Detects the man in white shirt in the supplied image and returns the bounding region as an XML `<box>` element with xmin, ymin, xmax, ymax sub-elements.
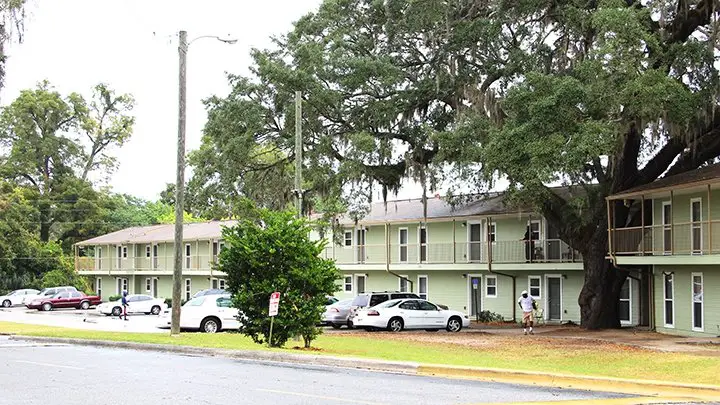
<box><xmin>517</xmin><ymin>290</ymin><xmax>537</xmax><ymax>335</ymax></box>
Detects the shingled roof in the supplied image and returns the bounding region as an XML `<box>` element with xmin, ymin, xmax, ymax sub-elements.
<box><xmin>75</xmin><ymin>220</ymin><xmax>237</xmax><ymax>246</ymax></box>
<box><xmin>608</xmin><ymin>163</ymin><xmax>720</xmax><ymax>200</ymax></box>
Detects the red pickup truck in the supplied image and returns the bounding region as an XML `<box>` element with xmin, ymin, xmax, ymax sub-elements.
<box><xmin>26</xmin><ymin>290</ymin><xmax>102</xmax><ymax>311</ymax></box>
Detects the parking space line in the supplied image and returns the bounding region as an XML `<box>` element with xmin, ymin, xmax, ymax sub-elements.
<box><xmin>462</xmin><ymin>396</ymin><xmax>699</xmax><ymax>405</ymax></box>
<box><xmin>255</xmin><ymin>388</ymin><xmax>386</xmax><ymax>404</ymax></box>
<box><xmin>14</xmin><ymin>360</ymin><xmax>84</xmax><ymax>370</ymax></box>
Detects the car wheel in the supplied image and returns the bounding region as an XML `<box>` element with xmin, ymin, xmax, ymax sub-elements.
<box><xmin>387</xmin><ymin>317</ymin><xmax>404</xmax><ymax>332</ymax></box>
<box><xmin>111</xmin><ymin>306</ymin><xmax>122</xmax><ymax>316</ymax></box>
<box><xmin>201</xmin><ymin>317</ymin><xmax>220</xmax><ymax>333</ymax></box>
<box><xmin>346</xmin><ymin>320</ymin><xmax>354</xmax><ymax>329</ymax></box>
<box><xmin>425</xmin><ymin>329</ymin><xmax>440</xmax><ymax>332</ymax></box>
<box><xmin>79</xmin><ymin>301</ymin><xmax>90</xmax><ymax>310</ymax></box>
<box><xmin>42</xmin><ymin>303</ymin><xmax>52</xmax><ymax>312</ymax></box>
<box><xmin>150</xmin><ymin>305</ymin><xmax>161</xmax><ymax>315</ymax></box>
<box><xmin>331</xmin><ymin>323</ymin><xmax>342</xmax><ymax>329</ymax></box>
<box><xmin>446</xmin><ymin>316</ymin><xmax>462</xmax><ymax>332</ymax></box>
<box><xmin>1</xmin><ymin>300</ymin><xmax>11</xmax><ymax>308</ymax></box>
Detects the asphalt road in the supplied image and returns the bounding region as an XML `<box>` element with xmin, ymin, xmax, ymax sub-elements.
<box><xmin>0</xmin><ymin>336</ymin><xmax>638</xmax><ymax>405</ymax></box>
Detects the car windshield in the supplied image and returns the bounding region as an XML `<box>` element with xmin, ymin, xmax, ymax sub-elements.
<box><xmin>8</xmin><ymin>290</ymin><xmax>19</xmax><ymax>296</ymax></box>
<box><xmin>334</xmin><ymin>299</ymin><xmax>353</xmax><ymax>308</ymax></box>
<box><xmin>325</xmin><ymin>296</ymin><xmax>339</xmax><ymax>305</ymax></box>
<box><xmin>184</xmin><ymin>296</ymin><xmax>206</xmax><ymax>307</ymax></box>
<box><xmin>375</xmin><ymin>299</ymin><xmax>402</xmax><ymax>309</ymax></box>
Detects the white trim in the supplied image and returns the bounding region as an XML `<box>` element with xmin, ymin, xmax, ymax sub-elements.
<box><xmin>619</xmin><ymin>278</ymin><xmax>632</xmax><ymax>325</ymax></box>
<box><xmin>544</xmin><ymin>274</ymin><xmax>563</xmax><ymax>321</ymax></box>
<box><xmin>398</xmin><ymin>274</ymin><xmax>410</xmax><ymax>293</ymax></box>
<box><xmin>95</xmin><ymin>277</ymin><xmax>102</xmax><ymax>298</ymax></box>
<box><xmin>354</xmin><ymin>274</ymin><xmax>367</xmax><ymax>295</ymax></box>
<box><xmin>663</xmin><ymin>273</ymin><xmax>675</xmax><ymax>328</ymax></box>
<box><xmin>218</xmin><ymin>279</ymin><xmax>226</xmax><ymax>290</ymax></box>
<box><xmin>95</xmin><ymin>247</ymin><xmax>102</xmax><ymax>270</ymax></box>
<box><xmin>487</xmin><ymin>221</ymin><xmax>497</xmax><ymax>244</ymax></box>
<box><xmin>115</xmin><ymin>277</ymin><xmax>128</xmax><ymax>295</ymax></box>
<box><xmin>343</xmin><ymin>230</ymin><xmax>353</xmax><ymax>249</ymax></box>
<box><xmin>466</xmin><ymin>274</ymin><xmax>483</xmax><ymax>316</ymax></box>
<box><xmin>691</xmin><ymin>272</ymin><xmax>704</xmax><ymax>332</ymax></box>
<box><xmin>417</xmin><ymin>275</ymin><xmax>429</xmax><ymax>300</ymax></box>
<box><xmin>528</xmin><ymin>276</ymin><xmax>542</xmax><ymax>299</ymax></box>
<box><xmin>662</xmin><ymin>201</ymin><xmax>672</xmax><ymax>254</ymax></box>
<box><xmin>485</xmin><ymin>275</ymin><xmax>497</xmax><ymax>298</ymax></box>
<box><xmin>145</xmin><ymin>277</ymin><xmax>152</xmax><ymax>294</ymax></box>
<box><xmin>184</xmin><ymin>244</ymin><xmax>191</xmax><ymax>269</ymax></box>
<box><xmin>690</xmin><ymin>198</ymin><xmax>703</xmax><ymax>254</ymax></box>
<box><xmin>145</xmin><ymin>245</ymin><xmax>151</xmax><ymax>258</ymax></box>
<box><xmin>355</xmin><ymin>228</ymin><xmax>366</xmax><ymax>264</ymax></box>
<box><xmin>529</xmin><ymin>219</ymin><xmax>543</xmax><ymax>240</ymax></box>
<box><xmin>152</xmin><ymin>244</ymin><xmax>159</xmax><ymax>269</ymax></box>
<box><xmin>466</xmin><ymin>220</ymin><xmax>483</xmax><ymax>263</ymax></box>
<box><xmin>343</xmin><ymin>274</ymin><xmax>353</xmax><ymax>294</ymax></box>
<box><xmin>398</xmin><ymin>227</ymin><xmax>409</xmax><ymax>263</ymax></box>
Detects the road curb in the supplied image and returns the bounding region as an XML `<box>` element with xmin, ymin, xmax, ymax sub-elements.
<box><xmin>10</xmin><ymin>335</ymin><xmax>720</xmax><ymax>400</ymax></box>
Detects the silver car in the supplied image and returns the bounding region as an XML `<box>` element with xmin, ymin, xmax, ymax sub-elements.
<box><xmin>322</xmin><ymin>298</ymin><xmax>353</xmax><ymax>329</ymax></box>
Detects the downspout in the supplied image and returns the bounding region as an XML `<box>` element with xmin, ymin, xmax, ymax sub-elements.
<box><xmin>486</xmin><ymin>216</ymin><xmax>516</xmax><ymax>322</ymax></box>
<box><xmin>385</xmin><ymin>222</ymin><xmax>413</xmax><ymax>292</ymax></box>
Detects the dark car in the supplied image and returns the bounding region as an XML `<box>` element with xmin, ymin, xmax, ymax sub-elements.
<box><xmin>26</xmin><ymin>291</ymin><xmax>102</xmax><ymax>311</ymax></box>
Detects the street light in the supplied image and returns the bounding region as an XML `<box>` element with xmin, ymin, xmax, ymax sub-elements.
<box><xmin>171</xmin><ymin>31</ymin><xmax>237</xmax><ymax>336</ymax></box>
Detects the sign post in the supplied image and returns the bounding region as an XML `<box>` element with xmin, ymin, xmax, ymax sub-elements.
<box><xmin>268</xmin><ymin>292</ymin><xmax>280</xmax><ymax>347</ymax></box>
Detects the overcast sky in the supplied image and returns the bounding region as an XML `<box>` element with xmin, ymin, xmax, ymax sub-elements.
<box><xmin>2</xmin><ymin>0</ymin><xmax>449</xmax><ymax>203</ymax></box>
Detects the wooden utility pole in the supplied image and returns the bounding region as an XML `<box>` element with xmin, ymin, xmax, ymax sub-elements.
<box><xmin>171</xmin><ymin>30</ymin><xmax>188</xmax><ymax>336</ymax></box>
<box><xmin>295</xmin><ymin>91</ymin><xmax>303</xmax><ymax>217</ymax></box>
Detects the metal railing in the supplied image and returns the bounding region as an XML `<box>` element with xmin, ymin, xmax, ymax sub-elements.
<box><xmin>76</xmin><ymin>254</ymin><xmax>219</xmax><ymax>272</ymax></box>
<box><xmin>610</xmin><ymin>221</ymin><xmax>720</xmax><ymax>255</ymax></box>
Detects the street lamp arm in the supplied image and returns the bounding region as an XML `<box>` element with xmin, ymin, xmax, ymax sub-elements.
<box><xmin>188</xmin><ymin>35</ymin><xmax>238</xmax><ymax>46</ymax></box>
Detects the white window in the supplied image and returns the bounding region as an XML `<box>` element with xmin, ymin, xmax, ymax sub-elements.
<box><xmin>487</xmin><ymin>222</ymin><xmax>496</xmax><ymax>243</ymax></box>
<box><xmin>399</xmin><ymin>228</ymin><xmax>408</xmax><ymax>262</ymax></box>
<box><xmin>419</xmin><ymin>226</ymin><xmax>428</xmax><ymax>262</ymax></box>
<box><xmin>662</xmin><ymin>202</ymin><xmax>672</xmax><ymax>253</ymax></box>
<box><xmin>145</xmin><ymin>245</ymin><xmax>151</xmax><ymax>258</ymax></box>
<box><xmin>185</xmin><ymin>279</ymin><xmax>192</xmax><ymax>301</ymax></box>
<box><xmin>418</xmin><ymin>275</ymin><xmax>428</xmax><ymax>300</ymax></box>
<box><xmin>185</xmin><ymin>244</ymin><xmax>191</xmax><ymax>269</ymax></box>
<box><xmin>96</xmin><ymin>277</ymin><xmax>102</xmax><ymax>298</ymax></box>
<box><xmin>122</xmin><ymin>246</ymin><xmax>128</xmax><ymax>258</ymax></box>
<box><xmin>619</xmin><ymin>279</ymin><xmax>631</xmax><ymax>325</ymax></box>
<box><xmin>398</xmin><ymin>275</ymin><xmax>409</xmax><ymax>293</ymax></box>
<box><xmin>529</xmin><ymin>276</ymin><xmax>541</xmax><ymax>298</ymax></box>
<box><xmin>663</xmin><ymin>273</ymin><xmax>674</xmax><ymax>328</ymax></box>
<box><xmin>219</xmin><ymin>279</ymin><xmax>226</xmax><ymax>290</ymax></box>
<box><xmin>343</xmin><ymin>231</ymin><xmax>352</xmax><ymax>247</ymax></box>
<box><xmin>145</xmin><ymin>278</ymin><xmax>151</xmax><ymax>293</ymax></box>
<box><xmin>529</xmin><ymin>221</ymin><xmax>541</xmax><ymax>240</ymax></box>
<box><xmin>690</xmin><ymin>199</ymin><xmax>702</xmax><ymax>254</ymax></box>
<box><xmin>692</xmin><ymin>273</ymin><xmax>703</xmax><ymax>331</ymax></box>
<box><xmin>212</xmin><ymin>241</ymin><xmax>219</xmax><ymax>262</ymax></box>
<box><xmin>486</xmin><ymin>276</ymin><xmax>497</xmax><ymax>297</ymax></box>
<box><xmin>116</xmin><ymin>277</ymin><xmax>128</xmax><ymax>295</ymax></box>
<box><xmin>96</xmin><ymin>247</ymin><xmax>102</xmax><ymax>270</ymax></box>
<box><xmin>343</xmin><ymin>275</ymin><xmax>353</xmax><ymax>293</ymax></box>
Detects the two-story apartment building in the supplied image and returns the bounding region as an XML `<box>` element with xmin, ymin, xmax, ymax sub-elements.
<box><xmin>607</xmin><ymin>163</ymin><xmax>720</xmax><ymax>337</ymax></box>
<box><xmin>75</xmin><ymin>221</ymin><xmax>236</xmax><ymax>301</ymax></box>
<box><xmin>75</xmin><ymin>192</ymin><xmax>620</xmax><ymax>325</ymax></box>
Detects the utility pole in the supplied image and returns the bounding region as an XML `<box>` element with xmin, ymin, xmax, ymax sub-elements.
<box><xmin>171</xmin><ymin>30</ymin><xmax>188</xmax><ymax>336</ymax></box>
<box><xmin>294</xmin><ymin>91</ymin><xmax>302</xmax><ymax>217</ymax></box>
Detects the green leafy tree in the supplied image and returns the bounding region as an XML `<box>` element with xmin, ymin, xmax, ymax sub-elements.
<box><xmin>200</xmin><ymin>0</ymin><xmax>720</xmax><ymax>328</ymax></box>
<box><xmin>218</xmin><ymin>205</ymin><xmax>339</xmax><ymax>348</ymax></box>
<box><xmin>0</xmin><ymin>0</ymin><xmax>26</xmax><ymax>91</ymax></box>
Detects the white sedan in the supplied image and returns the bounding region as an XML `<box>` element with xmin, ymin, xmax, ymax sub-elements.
<box><xmin>0</xmin><ymin>289</ymin><xmax>40</xmax><ymax>308</ymax></box>
<box><xmin>353</xmin><ymin>298</ymin><xmax>470</xmax><ymax>332</ymax></box>
<box><xmin>157</xmin><ymin>294</ymin><xmax>240</xmax><ymax>333</ymax></box>
<box><xmin>97</xmin><ymin>294</ymin><xmax>167</xmax><ymax>316</ymax></box>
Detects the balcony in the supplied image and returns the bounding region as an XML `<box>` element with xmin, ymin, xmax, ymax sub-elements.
<box><xmin>321</xmin><ymin>240</ymin><xmax>582</xmax><ymax>265</ymax></box>
<box><xmin>610</xmin><ymin>221</ymin><xmax>720</xmax><ymax>256</ymax></box>
<box><xmin>75</xmin><ymin>254</ymin><xmax>220</xmax><ymax>272</ymax></box>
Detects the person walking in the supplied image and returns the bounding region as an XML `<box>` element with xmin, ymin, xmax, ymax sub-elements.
<box><xmin>120</xmin><ymin>290</ymin><xmax>129</xmax><ymax>321</ymax></box>
<box><xmin>517</xmin><ymin>290</ymin><xmax>537</xmax><ymax>335</ymax></box>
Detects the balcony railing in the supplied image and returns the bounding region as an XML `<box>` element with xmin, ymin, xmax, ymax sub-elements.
<box><xmin>76</xmin><ymin>254</ymin><xmax>220</xmax><ymax>272</ymax></box>
<box><xmin>610</xmin><ymin>220</ymin><xmax>720</xmax><ymax>256</ymax></box>
<box><xmin>321</xmin><ymin>240</ymin><xmax>582</xmax><ymax>265</ymax></box>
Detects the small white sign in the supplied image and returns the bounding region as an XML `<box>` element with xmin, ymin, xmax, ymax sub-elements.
<box><xmin>269</xmin><ymin>292</ymin><xmax>280</xmax><ymax>317</ymax></box>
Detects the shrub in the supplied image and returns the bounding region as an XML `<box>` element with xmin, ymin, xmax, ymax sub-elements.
<box><xmin>164</xmin><ymin>298</ymin><xmax>186</xmax><ymax>308</ymax></box>
<box><xmin>476</xmin><ymin>310</ymin><xmax>505</xmax><ymax>323</ymax></box>
<box><xmin>219</xmin><ymin>206</ymin><xmax>339</xmax><ymax>348</ymax></box>
<box><xmin>107</xmin><ymin>295</ymin><xmax>122</xmax><ymax>302</ymax></box>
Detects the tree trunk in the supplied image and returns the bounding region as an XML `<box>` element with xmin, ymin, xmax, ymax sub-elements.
<box><xmin>40</xmin><ymin>214</ymin><xmax>51</xmax><ymax>243</ymax></box>
<box><xmin>578</xmin><ymin>226</ymin><xmax>627</xmax><ymax>329</ymax></box>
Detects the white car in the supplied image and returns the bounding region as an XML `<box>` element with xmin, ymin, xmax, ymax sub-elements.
<box><xmin>157</xmin><ymin>294</ymin><xmax>240</xmax><ymax>333</ymax></box>
<box><xmin>96</xmin><ymin>294</ymin><xmax>167</xmax><ymax>316</ymax></box>
<box><xmin>0</xmin><ymin>289</ymin><xmax>40</xmax><ymax>308</ymax></box>
<box><xmin>353</xmin><ymin>298</ymin><xmax>470</xmax><ymax>332</ymax></box>
<box><xmin>22</xmin><ymin>286</ymin><xmax>77</xmax><ymax>305</ymax></box>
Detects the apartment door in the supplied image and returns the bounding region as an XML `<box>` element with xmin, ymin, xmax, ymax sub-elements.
<box><xmin>468</xmin><ymin>223</ymin><xmax>483</xmax><ymax>262</ymax></box>
<box><xmin>619</xmin><ymin>278</ymin><xmax>631</xmax><ymax>325</ymax></box>
<box><xmin>469</xmin><ymin>276</ymin><xmax>482</xmax><ymax>317</ymax></box>
<box><xmin>356</xmin><ymin>275</ymin><xmax>366</xmax><ymax>295</ymax></box>
<box><xmin>356</xmin><ymin>229</ymin><xmax>366</xmax><ymax>264</ymax></box>
<box><xmin>547</xmin><ymin>276</ymin><xmax>562</xmax><ymax>320</ymax></box>
<box><xmin>546</xmin><ymin>224</ymin><xmax>561</xmax><ymax>261</ymax></box>
<box><xmin>151</xmin><ymin>278</ymin><xmax>159</xmax><ymax>298</ymax></box>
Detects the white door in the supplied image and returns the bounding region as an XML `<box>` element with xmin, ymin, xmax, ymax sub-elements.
<box><xmin>419</xmin><ymin>300</ymin><xmax>444</xmax><ymax>327</ymax></box>
<box><xmin>397</xmin><ymin>300</ymin><xmax>422</xmax><ymax>328</ymax></box>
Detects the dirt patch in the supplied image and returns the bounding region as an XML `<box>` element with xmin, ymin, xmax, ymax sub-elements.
<box><xmin>292</xmin><ymin>346</ymin><xmax>323</xmax><ymax>352</ymax></box>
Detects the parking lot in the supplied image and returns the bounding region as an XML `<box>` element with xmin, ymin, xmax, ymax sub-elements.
<box><xmin>0</xmin><ymin>305</ymin><xmax>165</xmax><ymax>333</ymax></box>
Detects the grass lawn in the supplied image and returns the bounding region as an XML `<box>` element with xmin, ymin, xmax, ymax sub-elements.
<box><xmin>1</xmin><ymin>321</ymin><xmax>718</xmax><ymax>386</ymax></box>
